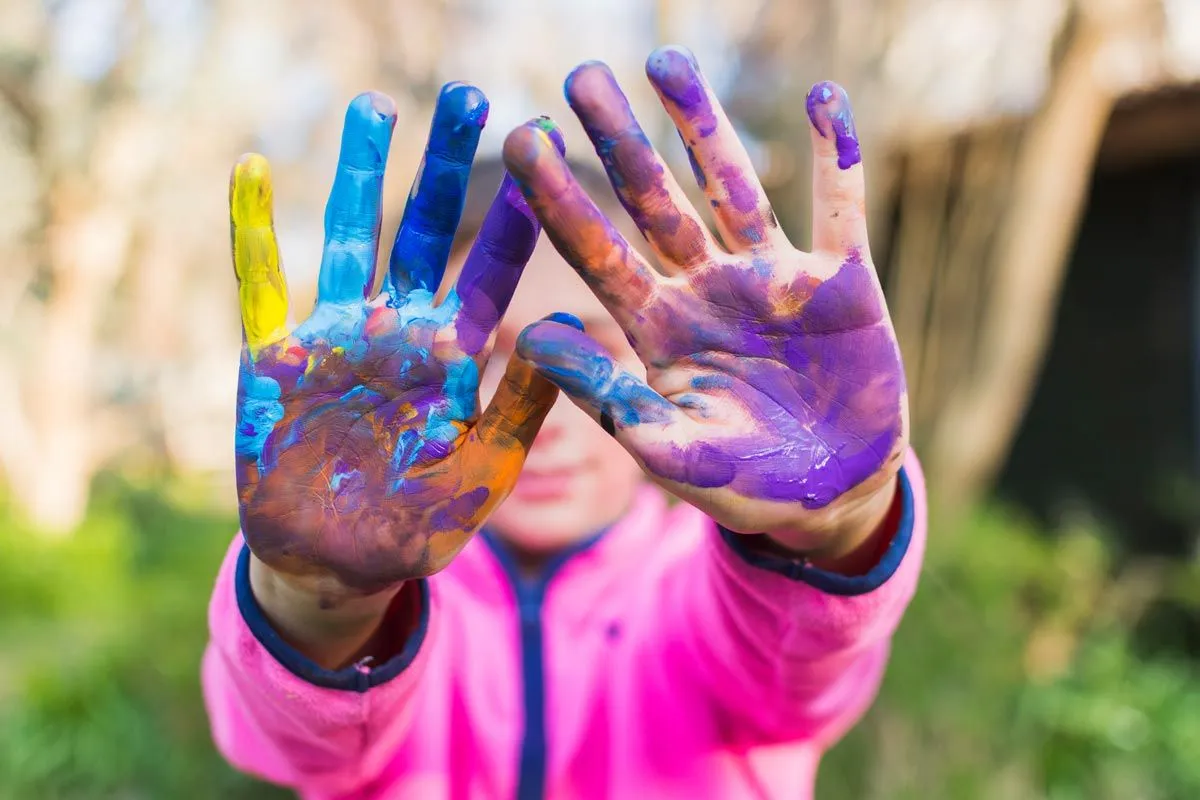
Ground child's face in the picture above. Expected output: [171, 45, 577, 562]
[474, 238, 646, 552]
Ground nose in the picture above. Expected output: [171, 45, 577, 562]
[532, 396, 570, 447]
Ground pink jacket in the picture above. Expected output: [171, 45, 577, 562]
[202, 452, 926, 799]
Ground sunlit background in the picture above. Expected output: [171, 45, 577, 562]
[1, 0, 1198, 797]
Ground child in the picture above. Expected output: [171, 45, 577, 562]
[205, 46, 924, 800]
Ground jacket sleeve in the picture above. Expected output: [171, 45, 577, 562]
[201, 536, 435, 797]
[666, 449, 926, 748]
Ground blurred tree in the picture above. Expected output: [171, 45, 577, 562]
[0, 0, 450, 533]
[729, 0, 1177, 515]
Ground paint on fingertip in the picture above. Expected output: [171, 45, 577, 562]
[534, 116, 567, 155]
[438, 81, 490, 130]
[806, 81, 861, 170]
[645, 46, 717, 137]
[544, 311, 585, 331]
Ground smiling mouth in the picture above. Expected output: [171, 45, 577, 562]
[511, 468, 579, 501]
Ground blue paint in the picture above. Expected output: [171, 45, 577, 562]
[389, 82, 489, 295]
[544, 311, 584, 330]
[516, 322, 675, 427]
[690, 374, 731, 390]
[317, 92, 397, 305]
[235, 371, 284, 462]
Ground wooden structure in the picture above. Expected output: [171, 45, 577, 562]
[730, 0, 1199, 521]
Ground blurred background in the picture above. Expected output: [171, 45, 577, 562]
[0, 0, 1198, 797]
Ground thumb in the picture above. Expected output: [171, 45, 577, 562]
[465, 312, 584, 466]
[515, 315, 682, 455]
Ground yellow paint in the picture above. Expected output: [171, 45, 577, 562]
[230, 154, 289, 353]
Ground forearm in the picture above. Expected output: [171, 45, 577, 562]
[248, 554, 404, 670]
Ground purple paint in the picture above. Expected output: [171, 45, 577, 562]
[565, 61, 705, 263]
[717, 164, 759, 214]
[526, 250, 903, 509]
[454, 173, 539, 355]
[806, 81, 861, 170]
[646, 46, 718, 138]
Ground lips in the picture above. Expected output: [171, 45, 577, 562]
[510, 467, 578, 502]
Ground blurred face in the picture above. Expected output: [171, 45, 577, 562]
[464, 237, 646, 554]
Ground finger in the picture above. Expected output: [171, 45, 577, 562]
[229, 153, 289, 353]
[430, 314, 581, 566]
[388, 82, 490, 298]
[502, 120, 662, 333]
[471, 313, 580, 451]
[452, 121, 565, 357]
[564, 61, 715, 270]
[516, 316, 684, 455]
[806, 81, 869, 255]
[316, 91, 397, 306]
[645, 45, 786, 251]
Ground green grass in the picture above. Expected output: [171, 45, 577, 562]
[0, 477, 1196, 799]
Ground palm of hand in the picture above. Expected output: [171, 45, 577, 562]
[237, 295, 486, 590]
[231, 88, 555, 592]
[633, 250, 903, 510]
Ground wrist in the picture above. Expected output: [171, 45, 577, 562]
[764, 474, 899, 575]
[249, 554, 402, 669]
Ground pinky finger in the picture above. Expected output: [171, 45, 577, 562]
[230, 154, 289, 353]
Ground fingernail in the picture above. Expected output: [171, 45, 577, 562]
[806, 81, 860, 170]
[437, 82, 489, 129]
[543, 311, 585, 331]
[357, 90, 398, 120]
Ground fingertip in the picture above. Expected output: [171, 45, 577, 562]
[340, 92, 397, 170]
[645, 45, 703, 104]
[564, 60, 615, 105]
[436, 81, 490, 130]
[806, 81, 860, 170]
[502, 121, 561, 183]
[532, 116, 567, 156]
[230, 153, 273, 226]
[352, 90, 398, 121]
[543, 311, 585, 331]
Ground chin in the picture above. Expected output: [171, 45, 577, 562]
[488, 497, 593, 552]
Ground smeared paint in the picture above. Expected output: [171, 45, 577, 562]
[511, 52, 902, 509]
[230, 154, 288, 353]
[646, 46, 716, 137]
[806, 81, 861, 170]
[523, 250, 903, 508]
[517, 320, 676, 427]
[644, 45, 773, 249]
[231, 93, 551, 592]
[317, 92, 397, 305]
[389, 82, 489, 296]
[453, 119, 565, 356]
[503, 119, 660, 322]
[564, 61, 707, 267]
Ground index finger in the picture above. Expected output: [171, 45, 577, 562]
[502, 119, 662, 335]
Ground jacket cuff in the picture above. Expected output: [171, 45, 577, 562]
[718, 465, 916, 596]
[234, 544, 429, 692]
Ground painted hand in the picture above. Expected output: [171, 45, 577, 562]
[503, 48, 908, 542]
[231, 87, 566, 594]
